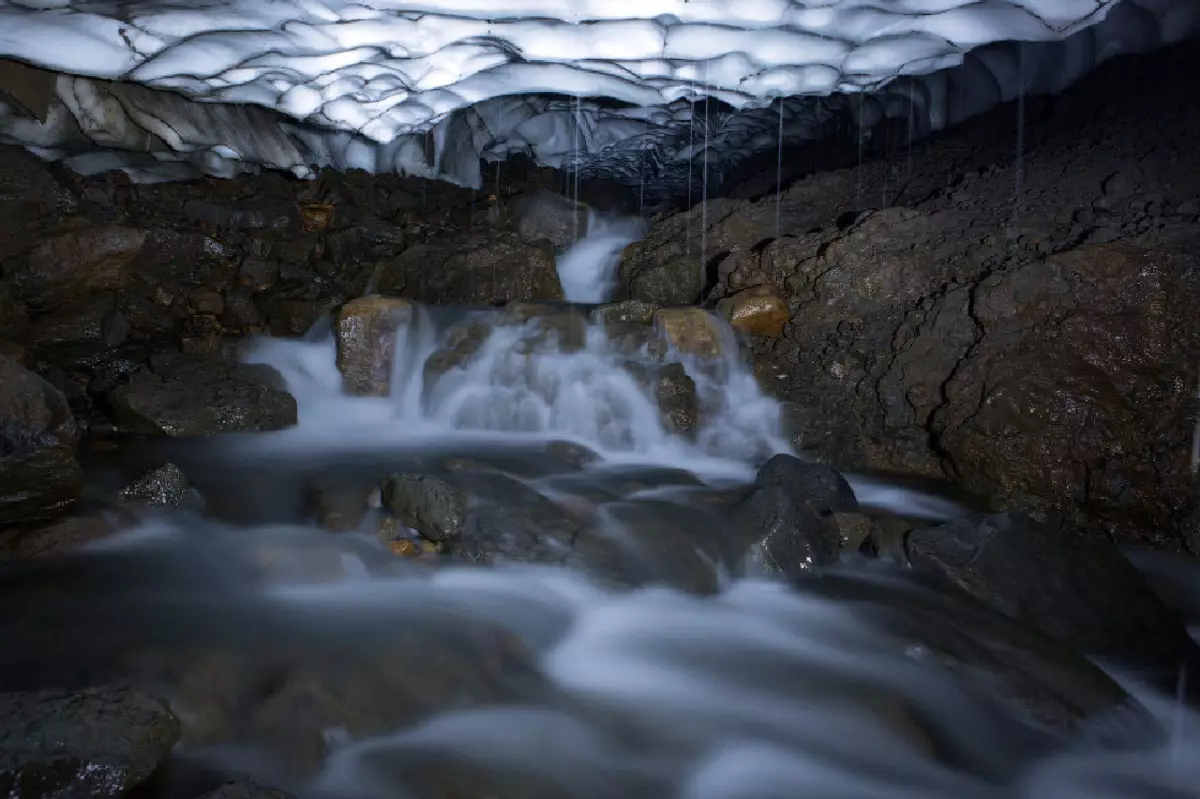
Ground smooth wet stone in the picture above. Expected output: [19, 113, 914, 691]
[381, 474, 468, 542]
[118, 462, 191, 507]
[735, 485, 840, 575]
[906, 512, 1191, 668]
[108, 354, 297, 436]
[335, 295, 414, 397]
[756, 454, 859, 513]
[716, 283, 789, 338]
[655, 362, 698, 437]
[833, 511, 872, 551]
[0, 686, 180, 797]
[652, 307, 724, 358]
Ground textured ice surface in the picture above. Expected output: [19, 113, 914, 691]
[0, 0, 1197, 187]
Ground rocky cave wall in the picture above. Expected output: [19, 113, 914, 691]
[1, 38, 1199, 554]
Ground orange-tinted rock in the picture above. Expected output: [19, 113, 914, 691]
[298, 203, 336, 232]
[652, 307, 724, 358]
[717, 284, 789, 338]
[335, 296, 414, 397]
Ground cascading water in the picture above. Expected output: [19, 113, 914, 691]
[554, 211, 647, 304]
[4, 219, 1195, 799]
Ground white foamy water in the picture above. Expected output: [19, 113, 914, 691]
[240, 223, 964, 518]
[556, 212, 647, 303]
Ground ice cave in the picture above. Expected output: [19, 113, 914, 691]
[1, 1, 1200, 797]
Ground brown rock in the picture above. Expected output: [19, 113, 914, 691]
[299, 203, 336, 233]
[717, 284, 789, 338]
[335, 296, 414, 396]
[589, 300, 658, 325]
[190, 290, 225, 316]
[11, 224, 146, 307]
[653, 308, 724, 359]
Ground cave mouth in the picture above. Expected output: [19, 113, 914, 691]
[1, 5, 1200, 799]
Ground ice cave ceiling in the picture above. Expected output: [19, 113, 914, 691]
[0, 0, 1197, 192]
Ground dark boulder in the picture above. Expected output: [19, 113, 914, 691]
[108, 354, 297, 436]
[0, 686, 180, 797]
[906, 512, 1192, 671]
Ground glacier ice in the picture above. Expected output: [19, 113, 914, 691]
[0, 0, 1196, 188]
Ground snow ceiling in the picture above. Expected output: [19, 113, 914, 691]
[0, 0, 1196, 189]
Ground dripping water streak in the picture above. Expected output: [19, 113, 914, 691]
[701, 92, 709, 301]
[775, 99, 784, 240]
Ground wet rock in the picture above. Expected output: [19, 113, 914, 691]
[520, 310, 588, 353]
[0, 353, 83, 525]
[832, 511, 872, 551]
[906, 512, 1191, 669]
[735, 485, 840, 575]
[108, 354, 297, 436]
[6, 223, 146, 307]
[238, 257, 279, 291]
[381, 474, 468, 542]
[734, 455, 860, 575]
[716, 283, 789, 338]
[190, 289, 225, 316]
[756, 454, 859, 514]
[931, 244, 1200, 548]
[221, 288, 263, 330]
[628, 255, 704, 305]
[118, 463, 191, 507]
[0, 686, 180, 797]
[509, 189, 589, 249]
[196, 781, 295, 799]
[589, 299, 657, 325]
[335, 296, 414, 396]
[652, 308, 724, 358]
[381, 231, 562, 305]
[655, 362, 698, 436]
[298, 203, 336, 233]
[545, 440, 601, 468]
[0, 148, 70, 259]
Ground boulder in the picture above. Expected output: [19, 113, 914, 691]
[907, 512, 1191, 669]
[509, 189, 590, 249]
[652, 308, 725, 359]
[108, 354, 297, 436]
[734, 455, 860, 576]
[0, 686, 180, 797]
[716, 284, 789, 338]
[376, 231, 562, 305]
[381, 474, 469, 542]
[335, 296, 414, 396]
[0, 353, 82, 525]
[756, 454, 859, 513]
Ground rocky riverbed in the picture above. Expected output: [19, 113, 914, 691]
[1, 39, 1199, 799]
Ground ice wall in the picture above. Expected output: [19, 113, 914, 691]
[0, 0, 1196, 188]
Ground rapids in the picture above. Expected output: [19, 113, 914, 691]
[1, 218, 1197, 799]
